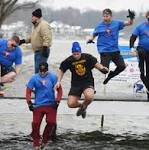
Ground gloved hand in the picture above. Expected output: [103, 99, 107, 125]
[99, 67, 109, 74]
[86, 39, 95, 44]
[127, 9, 135, 20]
[19, 39, 26, 45]
[42, 46, 49, 58]
[28, 102, 34, 111]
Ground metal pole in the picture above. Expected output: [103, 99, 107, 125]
[101, 114, 104, 128]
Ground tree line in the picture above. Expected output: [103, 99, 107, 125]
[5, 6, 145, 29]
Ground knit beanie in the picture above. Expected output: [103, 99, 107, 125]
[32, 8, 42, 18]
[71, 42, 81, 53]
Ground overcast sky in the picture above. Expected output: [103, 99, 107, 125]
[38, 0, 149, 13]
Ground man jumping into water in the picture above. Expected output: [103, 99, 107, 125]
[55, 41, 108, 119]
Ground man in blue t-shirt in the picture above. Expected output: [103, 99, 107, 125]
[87, 8, 135, 84]
[26, 62, 62, 149]
[129, 11, 149, 100]
[0, 35, 22, 95]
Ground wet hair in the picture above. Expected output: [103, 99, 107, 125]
[103, 8, 112, 16]
[11, 35, 20, 45]
[39, 62, 48, 72]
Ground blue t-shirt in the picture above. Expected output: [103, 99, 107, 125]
[133, 22, 149, 51]
[93, 20, 125, 53]
[26, 72, 57, 108]
[0, 39, 22, 67]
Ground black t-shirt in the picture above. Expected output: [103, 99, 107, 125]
[60, 53, 97, 85]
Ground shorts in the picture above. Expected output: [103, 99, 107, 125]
[1, 65, 16, 76]
[68, 82, 94, 97]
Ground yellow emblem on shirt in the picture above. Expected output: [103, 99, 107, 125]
[72, 59, 86, 76]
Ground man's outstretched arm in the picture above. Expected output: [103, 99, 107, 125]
[124, 9, 135, 26]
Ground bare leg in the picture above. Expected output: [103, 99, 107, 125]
[1, 72, 16, 83]
[82, 88, 95, 108]
[67, 95, 81, 108]
[76, 88, 95, 118]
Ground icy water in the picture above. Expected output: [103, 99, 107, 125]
[0, 39, 149, 149]
[0, 100, 149, 150]
[1, 112, 149, 150]
[1, 130, 149, 150]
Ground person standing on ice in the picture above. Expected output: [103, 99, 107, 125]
[26, 62, 62, 149]
[20, 8, 52, 74]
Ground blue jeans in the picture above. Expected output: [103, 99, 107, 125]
[34, 48, 50, 73]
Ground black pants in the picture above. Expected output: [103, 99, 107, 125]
[137, 47, 149, 91]
[100, 51, 126, 77]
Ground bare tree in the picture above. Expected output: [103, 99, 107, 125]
[0, 0, 39, 28]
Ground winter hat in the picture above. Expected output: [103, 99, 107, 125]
[32, 8, 42, 18]
[71, 42, 81, 53]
